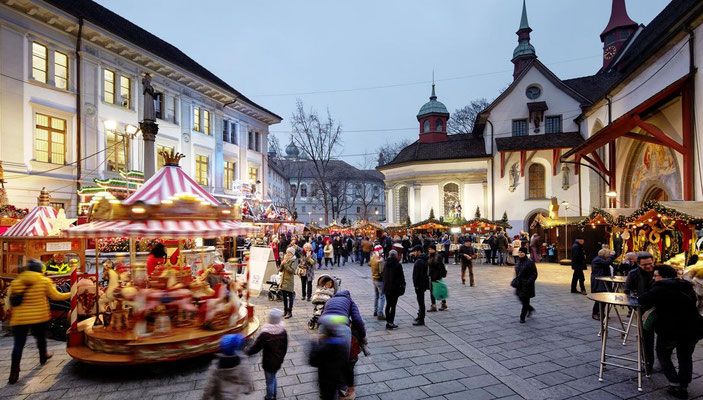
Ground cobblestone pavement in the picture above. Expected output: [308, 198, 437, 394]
[1, 261, 703, 399]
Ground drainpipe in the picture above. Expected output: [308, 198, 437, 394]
[75, 18, 83, 213]
[686, 27, 698, 196]
[487, 118, 495, 220]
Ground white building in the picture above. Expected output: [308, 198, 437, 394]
[0, 0, 281, 216]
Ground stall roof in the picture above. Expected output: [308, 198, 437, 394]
[2, 206, 57, 237]
[124, 165, 220, 207]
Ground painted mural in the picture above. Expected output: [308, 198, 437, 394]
[629, 143, 679, 206]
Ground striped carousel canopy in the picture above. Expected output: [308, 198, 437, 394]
[123, 165, 220, 206]
[2, 206, 57, 237]
[62, 219, 259, 239]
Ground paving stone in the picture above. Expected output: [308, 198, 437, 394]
[378, 387, 428, 400]
[423, 369, 466, 384]
[444, 388, 495, 400]
[420, 380, 467, 397]
[368, 368, 410, 383]
[459, 374, 501, 389]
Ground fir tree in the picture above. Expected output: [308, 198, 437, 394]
[405, 215, 411, 226]
[501, 211, 508, 223]
[292, 210, 298, 220]
[475, 206, 481, 219]
[429, 208, 435, 219]
[341, 216, 348, 225]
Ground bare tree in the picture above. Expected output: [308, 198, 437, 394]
[353, 155, 382, 220]
[267, 133, 282, 155]
[290, 99, 343, 224]
[277, 159, 304, 218]
[447, 98, 490, 134]
[376, 138, 411, 166]
[328, 176, 353, 222]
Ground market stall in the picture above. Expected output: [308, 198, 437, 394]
[352, 220, 384, 240]
[408, 218, 450, 235]
[384, 222, 409, 238]
[458, 218, 512, 234]
[530, 212, 595, 261]
[62, 151, 260, 365]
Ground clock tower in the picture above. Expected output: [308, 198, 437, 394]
[600, 0, 638, 70]
[511, 0, 537, 81]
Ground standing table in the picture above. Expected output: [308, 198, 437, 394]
[587, 292, 646, 391]
[595, 276, 629, 341]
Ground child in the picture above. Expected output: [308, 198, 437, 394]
[309, 315, 351, 400]
[202, 333, 253, 400]
[548, 243, 557, 262]
[245, 309, 288, 400]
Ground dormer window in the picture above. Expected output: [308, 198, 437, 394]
[423, 120, 430, 133]
[435, 119, 443, 132]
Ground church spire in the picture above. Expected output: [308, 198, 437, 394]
[600, 0, 638, 69]
[512, 0, 536, 80]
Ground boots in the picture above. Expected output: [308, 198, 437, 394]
[428, 305, 437, 312]
[283, 311, 292, 319]
[377, 313, 386, 321]
[439, 301, 448, 311]
[8, 366, 19, 384]
[40, 352, 53, 365]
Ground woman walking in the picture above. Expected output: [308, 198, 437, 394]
[590, 248, 616, 320]
[514, 248, 538, 323]
[8, 259, 71, 384]
[300, 243, 316, 301]
[324, 240, 334, 269]
[279, 247, 298, 319]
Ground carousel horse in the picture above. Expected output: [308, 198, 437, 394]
[98, 261, 121, 313]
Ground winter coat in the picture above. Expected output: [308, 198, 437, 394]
[324, 243, 334, 259]
[495, 234, 509, 252]
[514, 256, 538, 299]
[245, 322, 288, 373]
[269, 242, 280, 262]
[511, 240, 522, 256]
[370, 254, 384, 281]
[624, 267, 654, 297]
[571, 241, 586, 271]
[8, 271, 70, 326]
[590, 254, 616, 293]
[279, 257, 297, 292]
[361, 240, 373, 253]
[412, 254, 430, 291]
[428, 253, 447, 282]
[638, 278, 703, 340]
[459, 244, 475, 265]
[316, 245, 324, 260]
[345, 238, 353, 253]
[301, 252, 316, 280]
[321, 290, 366, 339]
[201, 354, 254, 400]
[383, 257, 406, 298]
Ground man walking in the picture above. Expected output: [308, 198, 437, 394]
[495, 230, 509, 266]
[459, 238, 476, 286]
[411, 245, 429, 326]
[570, 237, 587, 295]
[360, 237, 372, 266]
[428, 245, 448, 311]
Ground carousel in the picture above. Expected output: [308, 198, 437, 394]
[61, 150, 260, 365]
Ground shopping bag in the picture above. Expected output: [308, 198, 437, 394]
[432, 279, 449, 300]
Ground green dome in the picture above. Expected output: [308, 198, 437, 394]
[417, 84, 449, 118]
[285, 140, 300, 158]
[513, 41, 536, 59]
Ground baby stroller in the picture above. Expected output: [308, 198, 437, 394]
[47, 281, 71, 341]
[307, 274, 341, 330]
[266, 271, 283, 302]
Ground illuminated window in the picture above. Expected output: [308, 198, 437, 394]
[104, 69, 115, 104]
[54, 51, 68, 90]
[300, 184, 307, 198]
[203, 110, 210, 134]
[248, 167, 258, 183]
[193, 107, 201, 132]
[528, 163, 546, 199]
[156, 145, 174, 170]
[32, 42, 47, 83]
[224, 161, 236, 189]
[106, 130, 130, 172]
[120, 76, 131, 108]
[35, 113, 66, 164]
[443, 183, 459, 218]
[195, 155, 209, 185]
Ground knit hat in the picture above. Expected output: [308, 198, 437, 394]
[374, 245, 383, 252]
[286, 246, 296, 254]
[268, 308, 283, 325]
[220, 333, 245, 356]
[27, 258, 43, 273]
[518, 247, 528, 254]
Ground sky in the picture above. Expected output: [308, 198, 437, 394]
[97, 0, 670, 167]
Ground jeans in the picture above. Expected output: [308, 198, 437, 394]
[415, 289, 426, 322]
[461, 262, 474, 286]
[497, 251, 506, 265]
[360, 252, 370, 266]
[656, 336, 697, 387]
[325, 257, 332, 267]
[282, 290, 295, 314]
[571, 269, 586, 292]
[265, 370, 277, 400]
[300, 276, 312, 299]
[519, 296, 534, 320]
[12, 322, 48, 370]
[373, 280, 385, 315]
[334, 254, 341, 265]
[385, 295, 398, 325]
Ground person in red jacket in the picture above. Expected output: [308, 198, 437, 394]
[146, 243, 167, 276]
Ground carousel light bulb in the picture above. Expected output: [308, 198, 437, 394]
[161, 199, 173, 205]
[657, 214, 662, 218]
[131, 206, 146, 214]
[109, 199, 121, 205]
[648, 219, 653, 222]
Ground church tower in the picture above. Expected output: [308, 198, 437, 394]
[417, 84, 449, 144]
[512, 0, 536, 80]
[600, 0, 638, 69]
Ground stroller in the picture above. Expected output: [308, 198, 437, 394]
[307, 274, 341, 330]
[47, 281, 71, 341]
[266, 271, 283, 302]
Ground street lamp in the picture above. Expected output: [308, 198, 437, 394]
[308, 211, 311, 222]
[561, 200, 570, 260]
[605, 190, 617, 198]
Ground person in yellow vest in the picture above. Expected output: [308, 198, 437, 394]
[7, 259, 70, 384]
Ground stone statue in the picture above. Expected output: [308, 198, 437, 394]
[561, 164, 571, 190]
[141, 72, 156, 122]
[509, 163, 519, 192]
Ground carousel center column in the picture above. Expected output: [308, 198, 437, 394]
[140, 72, 159, 180]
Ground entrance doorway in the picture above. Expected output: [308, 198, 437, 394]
[641, 186, 669, 205]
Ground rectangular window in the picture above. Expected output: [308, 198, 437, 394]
[248, 131, 254, 150]
[32, 42, 48, 83]
[223, 120, 229, 143]
[357, 206, 361, 213]
[224, 161, 236, 189]
[255, 132, 261, 152]
[230, 122, 237, 144]
[203, 110, 210, 134]
[195, 155, 209, 185]
[512, 119, 528, 137]
[54, 51, 68, 90]
[106, 130, 130, 172]
[248, 167, 258, 183]
[193, 107, 201, 132]
[545, 116, 562, 134]
[119, 76, 131, 108]
[156, 145, 174, 170]
[155, 92, 164, 119]
[104, 69, 115, 104]
[35, 113, 66, 164]
[302, 205, 306, 213]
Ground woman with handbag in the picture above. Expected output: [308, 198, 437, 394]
[279, 247, 298, 319]
[299, 243, 316, 301]
[382, 250, 405, 330]
[8, 259, 71, 384]
[514, 248, 538, 323]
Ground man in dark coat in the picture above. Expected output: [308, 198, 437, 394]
[624, 251, 655, 372]
[411, 245, 430, 326]
[245, 309, 288, 400]
[401, 236, 411, 263]
[382, 250, 405, 330]
[459, 239, 476, 286]
[590, 248, 616, 320]
[570, 237, 587, 294]
[514, 247, 538, 323]
[427, 245, 448, 311]
[639, 265, 703, 399]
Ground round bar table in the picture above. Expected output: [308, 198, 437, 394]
[595, 276, 629, 339]
[587, 292, 646, 392]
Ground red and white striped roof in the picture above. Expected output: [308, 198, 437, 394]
[2, 206, 57, 237]
[63, 219, 259, 239]
[123, 165, 220, 206]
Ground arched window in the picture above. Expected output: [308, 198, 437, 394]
[443, 183, 459, 218]
[300, 184, 307, 198]
[423, 120, 430, 133]
[436, 119, 443, 132]
[528, 164, 546, 199]
[398, 186, 409, 221]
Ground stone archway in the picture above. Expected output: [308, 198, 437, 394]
[641, 185, 670, 205]
[621, 140, 681, 207]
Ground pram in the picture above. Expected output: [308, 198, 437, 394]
[307, 274, 341, 330]
[266, 271, 283, 302]
[47, 281, 71, 341]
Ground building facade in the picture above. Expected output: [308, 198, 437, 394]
[0, 0, 280, 216]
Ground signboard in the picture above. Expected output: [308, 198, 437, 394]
[46, 242, 72, 252]
[247, 246, 278, 297]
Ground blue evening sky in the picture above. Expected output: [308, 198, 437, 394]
[97, 0, 669, 166]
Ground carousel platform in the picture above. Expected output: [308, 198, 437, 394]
[67, 309, 259, 365]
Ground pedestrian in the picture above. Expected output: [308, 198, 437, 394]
[495, 230, 509, 266]
[360, 237, 372, 266]
[8, 259, 71, 384]
[514, 248, 538, 323]
[441, 235, 451, 264]
[369, 245, 386, 320]
[618, 252, 638, 276]
[639, 265, 703, 399]
[511, 235, 521, 264]
[428, 244, 448, 311]
[341, 236, 350, 266]
[300, 243, 316, 301]
[316, 239, 324, 269]
[245, 309, 288, 400]
[309, 315, 351, 400]
[383, 249, 405, 329]
[625, 251, 655, 372]
[488, 233, 497, 264]
[269, 237, 280, 267]
[279, 247, 298, 319]
[320, 290, 366, 399]
[324, 240, 334, 269]
[459, 238, 476, 286]
[382, 232, 392, 259]
[402, 236, 411, 263]
[570, 237, 587, 295]
[590, 248, 616, 320]
[412, 245, 429, 325]
[529, 233, 541, 262]
[201, 333, 254, 399]
[333, 236, 342, 266]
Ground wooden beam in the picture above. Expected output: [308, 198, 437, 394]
[589, 151, 609, 175]
[520, 151, 526, 177]
[623, 132, 668, 147]
[632, 116, 685, 154]
[552, 148, 560, 176]
[500, 152, 506, 178]
[682, 81, 694, 200]
[608, 141, 616, 207]
[574, 155, 580, 175]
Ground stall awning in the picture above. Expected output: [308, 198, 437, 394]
[63, 219, 259, 239]
[123, 165, 221, 206]
[3, 206, 57, 237]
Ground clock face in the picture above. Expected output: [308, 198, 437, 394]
[604, 45, 617, 60]
[526, 86, 541, 99]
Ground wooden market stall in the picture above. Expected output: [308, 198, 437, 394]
[529, 212, 598, 261]
[408, 218, 450, 235]
[459, 218, 512, 235]
[352, 220, 384, 240]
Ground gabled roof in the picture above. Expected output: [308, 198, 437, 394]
[495, 132, 584, 152]
[273, 159, 384, 182]
[43, 0, 281, 122]
[379, 135, 488, 169]
[562, 73, 623, 103]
